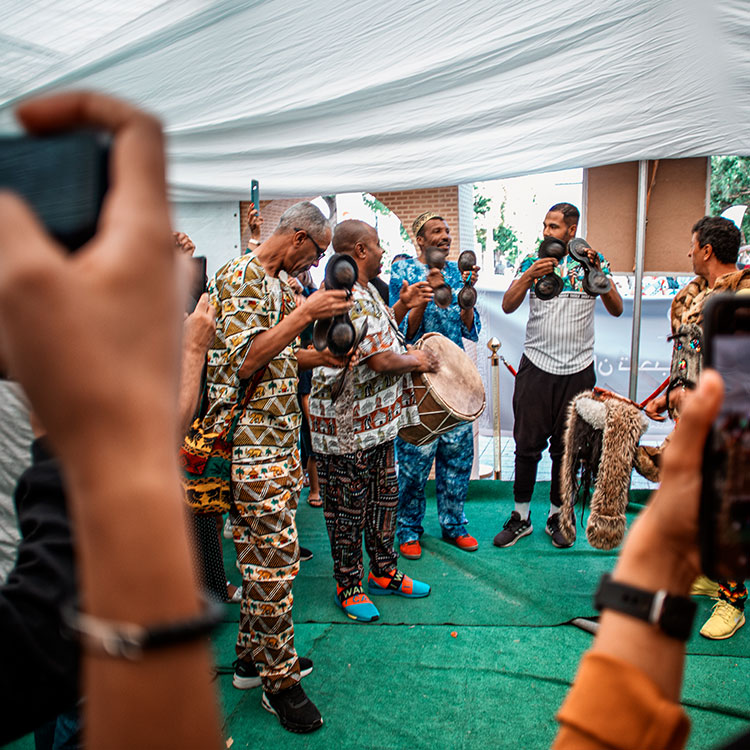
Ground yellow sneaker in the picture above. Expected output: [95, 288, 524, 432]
[690, 574, 720, 598]
[699, 600, 746, 639]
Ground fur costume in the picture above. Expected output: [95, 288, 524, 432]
[559, 391, 649, 550]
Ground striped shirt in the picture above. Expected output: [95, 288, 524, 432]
[516, 252, 612, 375]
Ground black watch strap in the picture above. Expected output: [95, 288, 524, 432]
[594, 573, 696, 641]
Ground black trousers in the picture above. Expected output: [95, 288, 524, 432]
[512, 355, 595, 508]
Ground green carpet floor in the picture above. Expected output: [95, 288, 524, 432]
[5, 481, 750, 749]
[213, 481, 750, 749]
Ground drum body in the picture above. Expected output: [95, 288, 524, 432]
[398, 333, 486, 446]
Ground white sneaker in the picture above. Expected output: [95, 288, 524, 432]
[700, 600, 745, 639]
[690, 574, 720, 598]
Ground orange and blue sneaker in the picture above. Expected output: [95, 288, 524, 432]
[367, 569, 431, 598]
[335, 583, 380, 622]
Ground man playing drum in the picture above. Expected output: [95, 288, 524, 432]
[389, 212, 481, 559]
[494, 203, 622, 549]
[310, 220, 438, 622]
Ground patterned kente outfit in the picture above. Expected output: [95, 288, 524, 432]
[668, 269, 750, 612]
[388, 256, 480, 544]
[310, 281, 419, 588]
[207, 253, 302, 693]
[511, 251, 612, 510]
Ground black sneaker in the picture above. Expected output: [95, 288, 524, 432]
[545, 512, 574, 548]
[262, 683, 323, 734]
[299, 546, 313, 562]
[233, 656, 314, 690]
[493, 511, 533, 548]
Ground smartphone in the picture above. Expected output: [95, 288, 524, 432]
[700, 293, 750, 580]
[187, 256, 207, 313]
[0, 132, 109, 252]
[250, 179, 260, 214]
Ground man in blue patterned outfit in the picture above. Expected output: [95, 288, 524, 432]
[389, 212, 481, 558]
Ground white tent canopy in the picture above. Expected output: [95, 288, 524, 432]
[2, 0, 749, 201]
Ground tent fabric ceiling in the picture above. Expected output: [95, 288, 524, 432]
[1, 0, 749, 201]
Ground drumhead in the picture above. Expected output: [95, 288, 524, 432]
[418, 333, 485, 419]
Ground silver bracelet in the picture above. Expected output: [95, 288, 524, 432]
[61, 596, 225, 660]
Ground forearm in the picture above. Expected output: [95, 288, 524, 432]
[460, 305, 475, 331]
[589, 519, 694, 702]
[66, 440, 221, 749]
[177, 346, 206, 438]
[406, 305, 425, 340]
[238, 307, 310, 378]
[296, 348, 329, 370]
[502, 276, 531, 313]
[392, 299, 408, 325]
[367, 351, 422, 375]
[601, 282, 623, 317]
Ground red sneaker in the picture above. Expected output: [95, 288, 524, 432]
[399, 540, 422, 559]
[444, 534, 478, 551]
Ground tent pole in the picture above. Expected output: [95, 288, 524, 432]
[628, 160, 648, 401]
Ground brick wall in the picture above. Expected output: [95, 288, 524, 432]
[372, 186, 464, 260]
[238, 186, 471, 261]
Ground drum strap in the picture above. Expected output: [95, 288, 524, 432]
[366, 284, 407, 349]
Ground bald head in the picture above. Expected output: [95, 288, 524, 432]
[332, 220, 383, 281]
[332, 219, 375, 255]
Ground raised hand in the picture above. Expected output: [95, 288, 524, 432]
[399, 279, 433, 309]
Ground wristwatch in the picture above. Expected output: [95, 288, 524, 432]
[594, 573, 696, 641]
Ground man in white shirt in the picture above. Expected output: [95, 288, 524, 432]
[494, 203, 623, 549]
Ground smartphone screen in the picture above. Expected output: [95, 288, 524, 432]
[186, 256, 207, 313]
[0, 132, 108, 251]
[700, 295, 750, 580]
[250, 179, 259, 214]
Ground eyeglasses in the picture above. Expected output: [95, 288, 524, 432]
[294, 227, 327, 261]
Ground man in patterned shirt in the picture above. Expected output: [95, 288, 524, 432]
[388, 212, 481, 559]
[310, 220, 438, 622]
[494, 203, 623, 550]
[645, 215, 750, 640]
[206, 202, 352, 734]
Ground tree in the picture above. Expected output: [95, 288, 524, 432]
[476, 227, 487, 253]
[473, 187, 492, 253]
[473, 191, 492, 217]
[492, 202, 521, 272]
[710, 155, 750, 240]
[492, 223, 520, 272]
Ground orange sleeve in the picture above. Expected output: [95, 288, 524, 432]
[553, 652, 690, 750]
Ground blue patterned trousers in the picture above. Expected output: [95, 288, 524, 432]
[395, 421, 473, 544]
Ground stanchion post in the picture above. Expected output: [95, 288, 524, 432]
[487, 337, 502, 480]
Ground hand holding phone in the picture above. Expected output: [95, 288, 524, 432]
[0, 132, 108, 252]
[247, 179, 262, 243]
[700, 294, 750, 580]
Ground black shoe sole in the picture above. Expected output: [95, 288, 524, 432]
[493, 525, 533, 548]
[261, 694, 323, 734]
